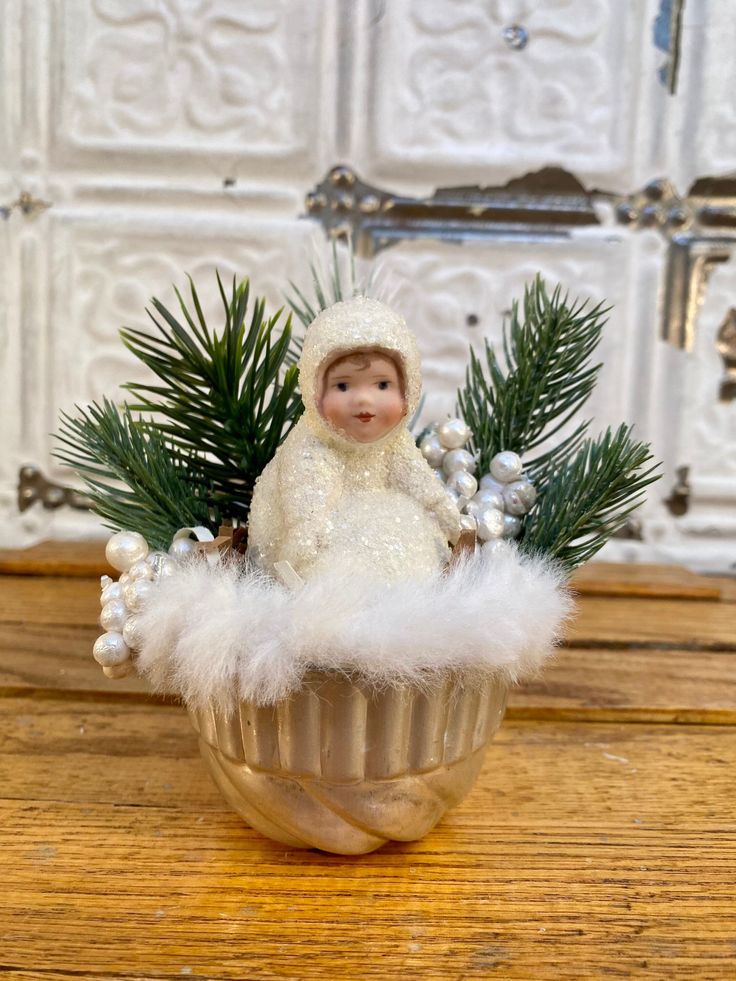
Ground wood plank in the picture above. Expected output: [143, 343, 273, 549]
[1, 540, 733, 601]
[3, 622, 736, 724]
[0, 576, 100, 627]
[509, 646, 736, 724]
[569, 595, 736, 650]
[2, 699, 736, 822]
[0, 713, 734, 979]
[0, 623, 151, 698]
[571, 560, 725, 599]
[2, 575, 735, 655]
[0, 539, 111, 578]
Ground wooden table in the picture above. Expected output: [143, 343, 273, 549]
[1, 544, 735, 980]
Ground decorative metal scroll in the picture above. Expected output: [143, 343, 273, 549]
[307, 166, 736, 355]
[18, 466, 91, 513]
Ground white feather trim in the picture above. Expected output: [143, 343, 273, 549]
[135, 544, 573, 713]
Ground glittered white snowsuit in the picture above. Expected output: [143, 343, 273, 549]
[247, 296, 462, 583]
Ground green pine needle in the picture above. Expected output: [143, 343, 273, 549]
[286, 236, 361, 331]
[519, 425, 660, 573]
[119, 273, 302, 524]
[457, 276, 660, 573]
[458, 275, 608, 476]
[54, 399, 214, 549]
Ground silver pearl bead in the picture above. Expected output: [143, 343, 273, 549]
[420, 433, 446, 468]
[442, 448, 476, 476]
[100, 580, 124, 607]
[105, 531, 149, 573]
[128, 558, 154, 582]
[504, 479, 537, 514]
[99, 598, 128, 633]
[459, 513, 477, 533]
[471, 488, 504, 511]
[476, 506, 505, 541]
[490, 451, 523, 484]
[93, 631, 131, 666]
[122, 615, 144, 651]
[169, 537, 196, 561]
[437, 418, 471, 450]
[146, 550, 169, 576]
[103, 661, 134, 679]
[502, 513, 522, 538]
[432, 468, 445, 482]
[446, 470, 478, 500]
[122, 578, 155, 613]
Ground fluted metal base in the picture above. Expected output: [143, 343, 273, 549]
[189, 671, 508, 854]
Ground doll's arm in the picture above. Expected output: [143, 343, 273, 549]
[388, 434, 462, 544]
[277, 437, 343, 576]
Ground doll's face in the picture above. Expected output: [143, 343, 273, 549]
[320, 352, 406, 443]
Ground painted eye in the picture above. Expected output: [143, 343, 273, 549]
[377, 380, 390, 390]
[336, 382, 348, 392]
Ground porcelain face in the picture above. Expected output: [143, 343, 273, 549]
[320, 353, 405, 443]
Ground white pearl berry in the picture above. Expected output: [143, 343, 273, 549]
[103, 662, 134, 679]
[479, 474, 505, 495]
[502, 514, 522, 538]
[420, 433, 446, 468]
[442, 449, 476, 476]
[489, 451, 523, 484]
[122, 615, 144, 651]
[100, 580, 124, 607]
[504, 479, 537, 513]
[105, 531, 149, 573]
[446, 470, 478, 500]
[476, 507, 505, 541]
[472, 488, 504, 511]
[169, 537, 196, 561]
[122, 578, 155, 613]
[459, 513, 477, 533]
[437, 418, 471, 450]
[128, 558, 154, 582]
[99, 599, 128, 633]
[93, 632, 131, 666]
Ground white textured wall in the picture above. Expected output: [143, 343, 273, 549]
[1, 0, 734, 571]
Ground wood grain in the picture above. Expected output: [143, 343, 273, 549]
[1, 549, 735, 979]
[0, 538, 112, 577]
[571, 561, 725, 599]
[1, 712, 735, 980]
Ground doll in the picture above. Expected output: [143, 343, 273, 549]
[247, 296, 462, 584]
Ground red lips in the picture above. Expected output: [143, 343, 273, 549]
[355, 413, 375, 422]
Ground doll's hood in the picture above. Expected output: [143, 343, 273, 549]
[298, 296, 422, 445]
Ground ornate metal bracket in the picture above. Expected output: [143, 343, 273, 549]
[306, 165, 601, 256]
[717, 308, 736, 401]
[18, 466, 91, 512]
[664, 465, 691, 516]
[307, 167, 736, 354]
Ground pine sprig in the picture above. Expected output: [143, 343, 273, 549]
[519, 425, 660, 573]
[458, 276, 608, 476]
[287, 237, 361, 331]
[120, 273, 302, 524]
[54, 399, 214, 549]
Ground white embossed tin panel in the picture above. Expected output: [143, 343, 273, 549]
[51, 0, 331, 178]
[361, 0, 650, 189]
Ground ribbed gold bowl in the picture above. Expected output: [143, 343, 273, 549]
[188, 671, 508, 854]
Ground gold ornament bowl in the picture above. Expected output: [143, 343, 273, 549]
[188, 670, 508, 854]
